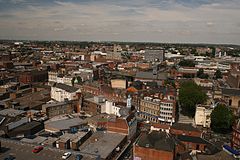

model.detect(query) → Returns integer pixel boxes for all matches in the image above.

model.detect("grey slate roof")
[0,108,26,117]
[177,135,208,144]
[222,88,240,96]
[171,123,200,132]
[45,118,87,131]
[54,83,79,93]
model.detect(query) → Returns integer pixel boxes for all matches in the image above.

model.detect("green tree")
[197,69,209,79]
[179,81,207,117]
[210,104,234,133]
[76,76,82,84]
[71,77,76,86]
[214,69,222,79]
[179,60,195,67]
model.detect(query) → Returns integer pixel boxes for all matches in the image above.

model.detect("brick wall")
[134,145,174,160]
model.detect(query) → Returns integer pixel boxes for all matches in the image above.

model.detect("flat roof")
[0,138,98,160]
[42,101,69,108]
[10,121,42,132]
[0,108,26,117]
[58,131,89,142]
[79,131,126,159]
[45,118,87,131]
[21,136,47,144]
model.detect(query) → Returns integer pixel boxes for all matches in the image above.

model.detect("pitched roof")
[136,131,175,152]
[54,83,79,93]
[177,135,208,144]
[171,123,200,132]
[222,88,240,96]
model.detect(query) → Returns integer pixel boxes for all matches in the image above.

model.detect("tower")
[127,95,132,108]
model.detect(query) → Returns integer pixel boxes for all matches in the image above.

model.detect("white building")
[51,83,80,102]
[101,101,122,117]
[195,105,213,128]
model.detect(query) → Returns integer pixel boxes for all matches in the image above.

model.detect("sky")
[0,0,240,44]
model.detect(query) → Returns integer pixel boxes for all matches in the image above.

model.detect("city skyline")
[0,0,240,44]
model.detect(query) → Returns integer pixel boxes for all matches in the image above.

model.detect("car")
[32,146,44,153]
[62,152,71,159]
[4,155,15,160]
[76,154,83,160]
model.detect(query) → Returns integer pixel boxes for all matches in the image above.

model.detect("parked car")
[4,155,15,160]
[32,146,44,153]
[76,154,83,160]
[62,152,71,159]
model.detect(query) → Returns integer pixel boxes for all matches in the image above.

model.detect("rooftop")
[222,88,240,96]
[54,83,79,93]
[0,108,26,117]
[79,131,126,159]
[45,118,87,131]
[136,131,175,152]
[197,150,235,160]
[58,131,89,142]
[171,123,200,132]
[177,135,208,144]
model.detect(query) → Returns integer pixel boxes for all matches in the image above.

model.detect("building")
[107,109,137,140]
[42,101,75,118]
[176,135,208,152]
[82,96,105,115]
[170,123,202,137]
[51,83,80,102]
[232,119,240,150]
[143,49,165,62]
[138,95,176,124]
[44,118,88,133]
[226,65,240,88]
[101,101,125,117]
[79,131,127,160]
[195,105,213,128]
[18,70,48,84]
[222,88,240,114]
[135,71,168,83]
[111,79,127,89]
[6,121,44,138]
[134,131,184,160]
[56,131,92,150]
[170,123,208,152]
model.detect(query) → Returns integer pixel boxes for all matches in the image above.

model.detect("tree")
[197,69,209,79]
[179,81,207,117]
[71,77,76,86]
[179,59,195,67]
[210,104,234,133]
[76,76,82,84]
[214,69,222,79]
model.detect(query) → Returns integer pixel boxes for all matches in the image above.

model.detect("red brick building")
[107,111,137,139]
[170,123,202,137]
[18,70,48,84]
[133,131,185,160]
[232,119,240,149]
[170,123,208,152]
[176,135,208,151]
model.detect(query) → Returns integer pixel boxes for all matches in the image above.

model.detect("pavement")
[0,138,77,160]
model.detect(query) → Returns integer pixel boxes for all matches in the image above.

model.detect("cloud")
[0,0,239,44]
[10,0,26,4]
